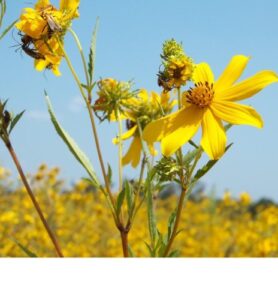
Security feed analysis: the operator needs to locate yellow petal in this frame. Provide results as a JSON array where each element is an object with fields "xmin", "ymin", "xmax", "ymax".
[
  {"xmin": 122, "ymin": 137, "xmax": 142, "ymax": 168},
  {"xmin": 211, "ymin": 101, "xmax": 264, "ymax": 128},
  {"xmin": 51, "ymin": 65, "xmax": 61, "ymax": 76},
  {"xmin": 192, "ymin": 62, "xmax": 214, "ymax": 84},
  {"xmin": 148, "ymin": 142, "xmax": 157, "ymax": 156},
  {"xmin": 35, "ymin": 0, "xmax": 50, "ymax": 10},
  {"xmin": 160, "ymin": 106, "xmax": 204, "ymax": 156},
  {"xmin": 60, "ymin": 0, "xmax": 79, "ymax": 11},
  {"xmin": 112, "ymin": 125, "xmax": 137, "ymax": 144},
  {"xmin": 34, "ymin": 59, "xmax": 48, "ymax": 71},
  {"xmin": 143, "ymin": 105, "xmax": 200, "ymax": 143},
  {"xmin": 216, "ymin": 71, "xmax": 278, "ymax": 101},
  {"xmin": 201, "ymin": 109, "xmax": 227, "ymax": 160},
  {"xmin": 215, "ymin": 55, "xmax": 250, "ymax": 91}
]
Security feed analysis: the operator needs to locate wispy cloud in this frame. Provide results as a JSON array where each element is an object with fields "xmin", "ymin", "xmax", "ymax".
[
  {"xmin": 68, "ymin": 96, "xmax": 85, "ymax": 113},
  {"xmin": 26, "ymin": 110, "xmax": 49, "ymax": 121}
]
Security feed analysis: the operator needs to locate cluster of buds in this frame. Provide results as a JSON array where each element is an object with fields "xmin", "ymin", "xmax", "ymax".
[
  {"xmin": 158, "ymin": 39, "xmax": 194, "ymax": 91},
  {"xmin": 154, "ymin": 156, "xmax": 182, "ymax": 182},
  {"xmin": 93, "ymin": 78, "xmax": 138, "ymax": 121}
]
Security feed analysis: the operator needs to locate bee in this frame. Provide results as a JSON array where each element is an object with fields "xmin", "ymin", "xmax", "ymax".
[{"xmin": 21, "ymin": 34, "xmax": 45, "ymax": 60}]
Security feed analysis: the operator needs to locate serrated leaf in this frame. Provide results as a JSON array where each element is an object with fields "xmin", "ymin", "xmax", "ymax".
[
  {"xmin": 8, "ymin": 110, "xmax": 25, "ymax": 134},
  {"xmin": 88, "ymin": 17, "xmax": 99, "ymax": 84},
  {"xmin": 116, "ymin": 188, "xmax": 125, "ymax": 216},
  {"xmin": 11, "ymin": 238, "xmax": 37, "ymax": 257},
  {"xmin": 192, "ymin": 143, "xmax": 233, "ymax": 183},
  {"xmin": 0, "ymin": 19, "xmax": 17, "ymax": 41},
  {"xmin": 45, "ymin": 92, "xmax": 99, "ymax": 187}
]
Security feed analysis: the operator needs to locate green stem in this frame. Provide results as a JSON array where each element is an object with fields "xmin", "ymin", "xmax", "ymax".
[
  {"xmin": 129, "ymin": 155, "xmax": 146, "ymax": 224},
  {"xmin": 58, "ymin": 39, "xmax": 116, "ymax": 212},
  {"xmin": 5, "ymin": 139, "xmax": 64, "ymax": 257},
  {"xmin": 68, "ymin": 28, "xmax": 90, "ymax": 89},
  {"xmin": 116, "ymin": 109, "xmax": 123, "ymax": 192}
]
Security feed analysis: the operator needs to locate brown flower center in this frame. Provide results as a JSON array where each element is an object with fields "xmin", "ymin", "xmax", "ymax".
[{"xmin": 186, "ymin": 81, "xmax": 214, "ymax": 108}]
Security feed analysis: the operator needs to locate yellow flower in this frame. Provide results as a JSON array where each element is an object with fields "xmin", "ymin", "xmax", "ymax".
[
  {"xmin": 113, "ymin": 90, "xmax": 176, "ymax": 167},
  {"xmin": 143, "ymin": 55, "xmax": 278, "ymax": 159},
  {"xmin": 15, "ymin": 0, "xmax": 80, "ymax": 75}
]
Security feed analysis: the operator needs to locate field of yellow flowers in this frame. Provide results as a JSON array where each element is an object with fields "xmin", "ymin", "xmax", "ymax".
[{"xmin": 1, "ymin": 164, "xmax": 277, "ymax": 257}]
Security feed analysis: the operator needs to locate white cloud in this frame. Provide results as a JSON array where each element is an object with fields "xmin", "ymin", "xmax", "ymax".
[
  {"xmin": 26, "ymin": 110, "xmax": 49, "ymax": 121},
  {"xmin": 68, "ymin": 96, "xmax": 85, "ymax": 113}
]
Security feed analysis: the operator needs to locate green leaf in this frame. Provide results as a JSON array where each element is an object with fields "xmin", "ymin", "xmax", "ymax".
[
  {"xmin": 168, "ymin": 249, "xmax": 180, "ymax": 257},
  {"xmin": 124, "ymin": 180, "xmax": 133, "ymax": 216},
  {"xmin": 145, "ymin": 172, "xmax": 157, "ymax": 246},
  {"xmin": 45, "ymin": 92, "xmax": 99, "ymax": 187},
  {"xmin": 11, "ymin": 238, "xmax": 37, "ymax": 257},
  {"xmin": 107, "ymin": 163, "xmax": 113, "ymax": 185},
  {"xmin": 0, "ymin": 19, "xmax": 17, "ymax": 41},
  {"xmin": 116, "ymin": 188, "xmax": 125, "ymax": 216},
  {"xmin": 128, "ymin": 245, "xmax": 135, "ymax": 257},
  {"xmin": 183, "ymin": 148, "xmax": 200, "ymax": 166},
  {"xmin": 167, "ymin": 210, "xmax": 177, "ymax": 242},
  {"xmin": 88, "ymin": 17, "xmax": 99, "ymax": 84},
  {"xmin": 192, "ymin": 143, "xmax": 233, "ymax": 183},
  {"xmin": 0, "ymin": 0, "xmax": 6, "ymax": 28},
  {"xmin": 8, "ymin": 110, "xmax": 25, "ymax": 134}
]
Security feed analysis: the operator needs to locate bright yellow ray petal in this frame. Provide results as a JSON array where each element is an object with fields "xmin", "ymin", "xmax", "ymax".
[
  {"xmin": 192, "ymin": 62, "xmax": 214, "ymax": 84},
  {"xmin": 35, "ymin": 0, "xmax": 50, "ymax": 10},
  {"xmin": 215, "ymin": 55, "xmax": 250, "ymax": 91},
  {"xmin": 211, "ymin": 101, "xmax": 264, "ymax": 128},
  {"xmin": 216, "ymin": 71, "xmax": 278, "ymax": 101},
  {"xmin": 122, "ymin": 137, "xmax": 142, "ymax": 168},
  {"xmin": 160, "ymin": 106, "xmax": 205, "ymax": 156},
  {"xmin": 60, "ymin": 0, "xmax": 79, "ymax": 11},
  {"xmin": 34, "ymin": 59, "xmax": 48, "ymax": 71},
  {"xmin": 112, "ymin": 125, "xmax": 137, "ymax": 144},
  {"xmin": 143, "ymin": 105, "xmax": 203, "ymax": 144},
  {"xmin": 200, "ymin": 109, "xmax": 227, "ymax": 160}
]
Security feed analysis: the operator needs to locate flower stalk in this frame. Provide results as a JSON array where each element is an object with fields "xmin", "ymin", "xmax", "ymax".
[{"xmin": 5, "ymin": 138, "xmax": 64, "ymax": 257}]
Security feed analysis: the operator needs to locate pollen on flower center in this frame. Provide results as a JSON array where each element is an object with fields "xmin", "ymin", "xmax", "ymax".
[{"xmin": 186, "ymin": 81, "xmax": 214, "ymax": 108}]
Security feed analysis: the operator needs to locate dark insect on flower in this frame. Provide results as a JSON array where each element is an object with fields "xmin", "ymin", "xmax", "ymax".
[{"xmin": 21, "ymin": 34, "xmax": 45, "ymax": 60}]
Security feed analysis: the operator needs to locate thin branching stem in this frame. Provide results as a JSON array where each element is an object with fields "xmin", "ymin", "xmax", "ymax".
[{"xmin": 5, "ymin": 139, "xmax": 64, "ymax": 257}]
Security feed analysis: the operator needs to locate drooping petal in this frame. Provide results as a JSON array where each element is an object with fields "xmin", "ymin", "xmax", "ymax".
[
  {"xmin": 160, "ymin": 106, "xmax": 205, "ymax": 156},
  {"xmin": 122, "ymin": 137, "xmax": 142, "ymax": 168},
  {"xmin": 34, "ymin": 59, "xmax": 48, "ymax": 71},
  {"xmin": 112, "ymin": 125, "xmax": 137, "ymax": 144},
  {"xmin": 216, "ymin": 71, "xmax": 278, "ymax": 101},
  {"xmin": 192, "ymin": 62, "xmax": 214, "ymax": 84},
  {"xmin": 200, "ymin": 109, "xmax": 227, "ymax": 160},
  {"xmin": 214, "ymin": 55, "xmax": 250, "ymax": 91},
  {"xmin": 211, "ymin": 101, "xmax": 264, "ymax": 128},
  {"xmin": 143, "ymin": 105, "xmax": 203, "ymax": 144}
]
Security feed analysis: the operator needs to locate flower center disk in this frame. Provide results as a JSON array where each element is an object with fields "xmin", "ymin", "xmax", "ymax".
[{"xmin": 186, "ymin": 81, "xmax": 214, "ymax": 108}]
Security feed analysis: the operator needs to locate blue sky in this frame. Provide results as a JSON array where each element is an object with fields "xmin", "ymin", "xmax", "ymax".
[{"xmin": 1, "ymin": 0, "xmax": 278, "ymax": 200}]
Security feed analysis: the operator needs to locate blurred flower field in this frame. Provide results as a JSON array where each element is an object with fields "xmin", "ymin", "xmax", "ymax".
[{"xmin": 1, "ymin": 164, "xmax": 277, "ymax": 257}]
